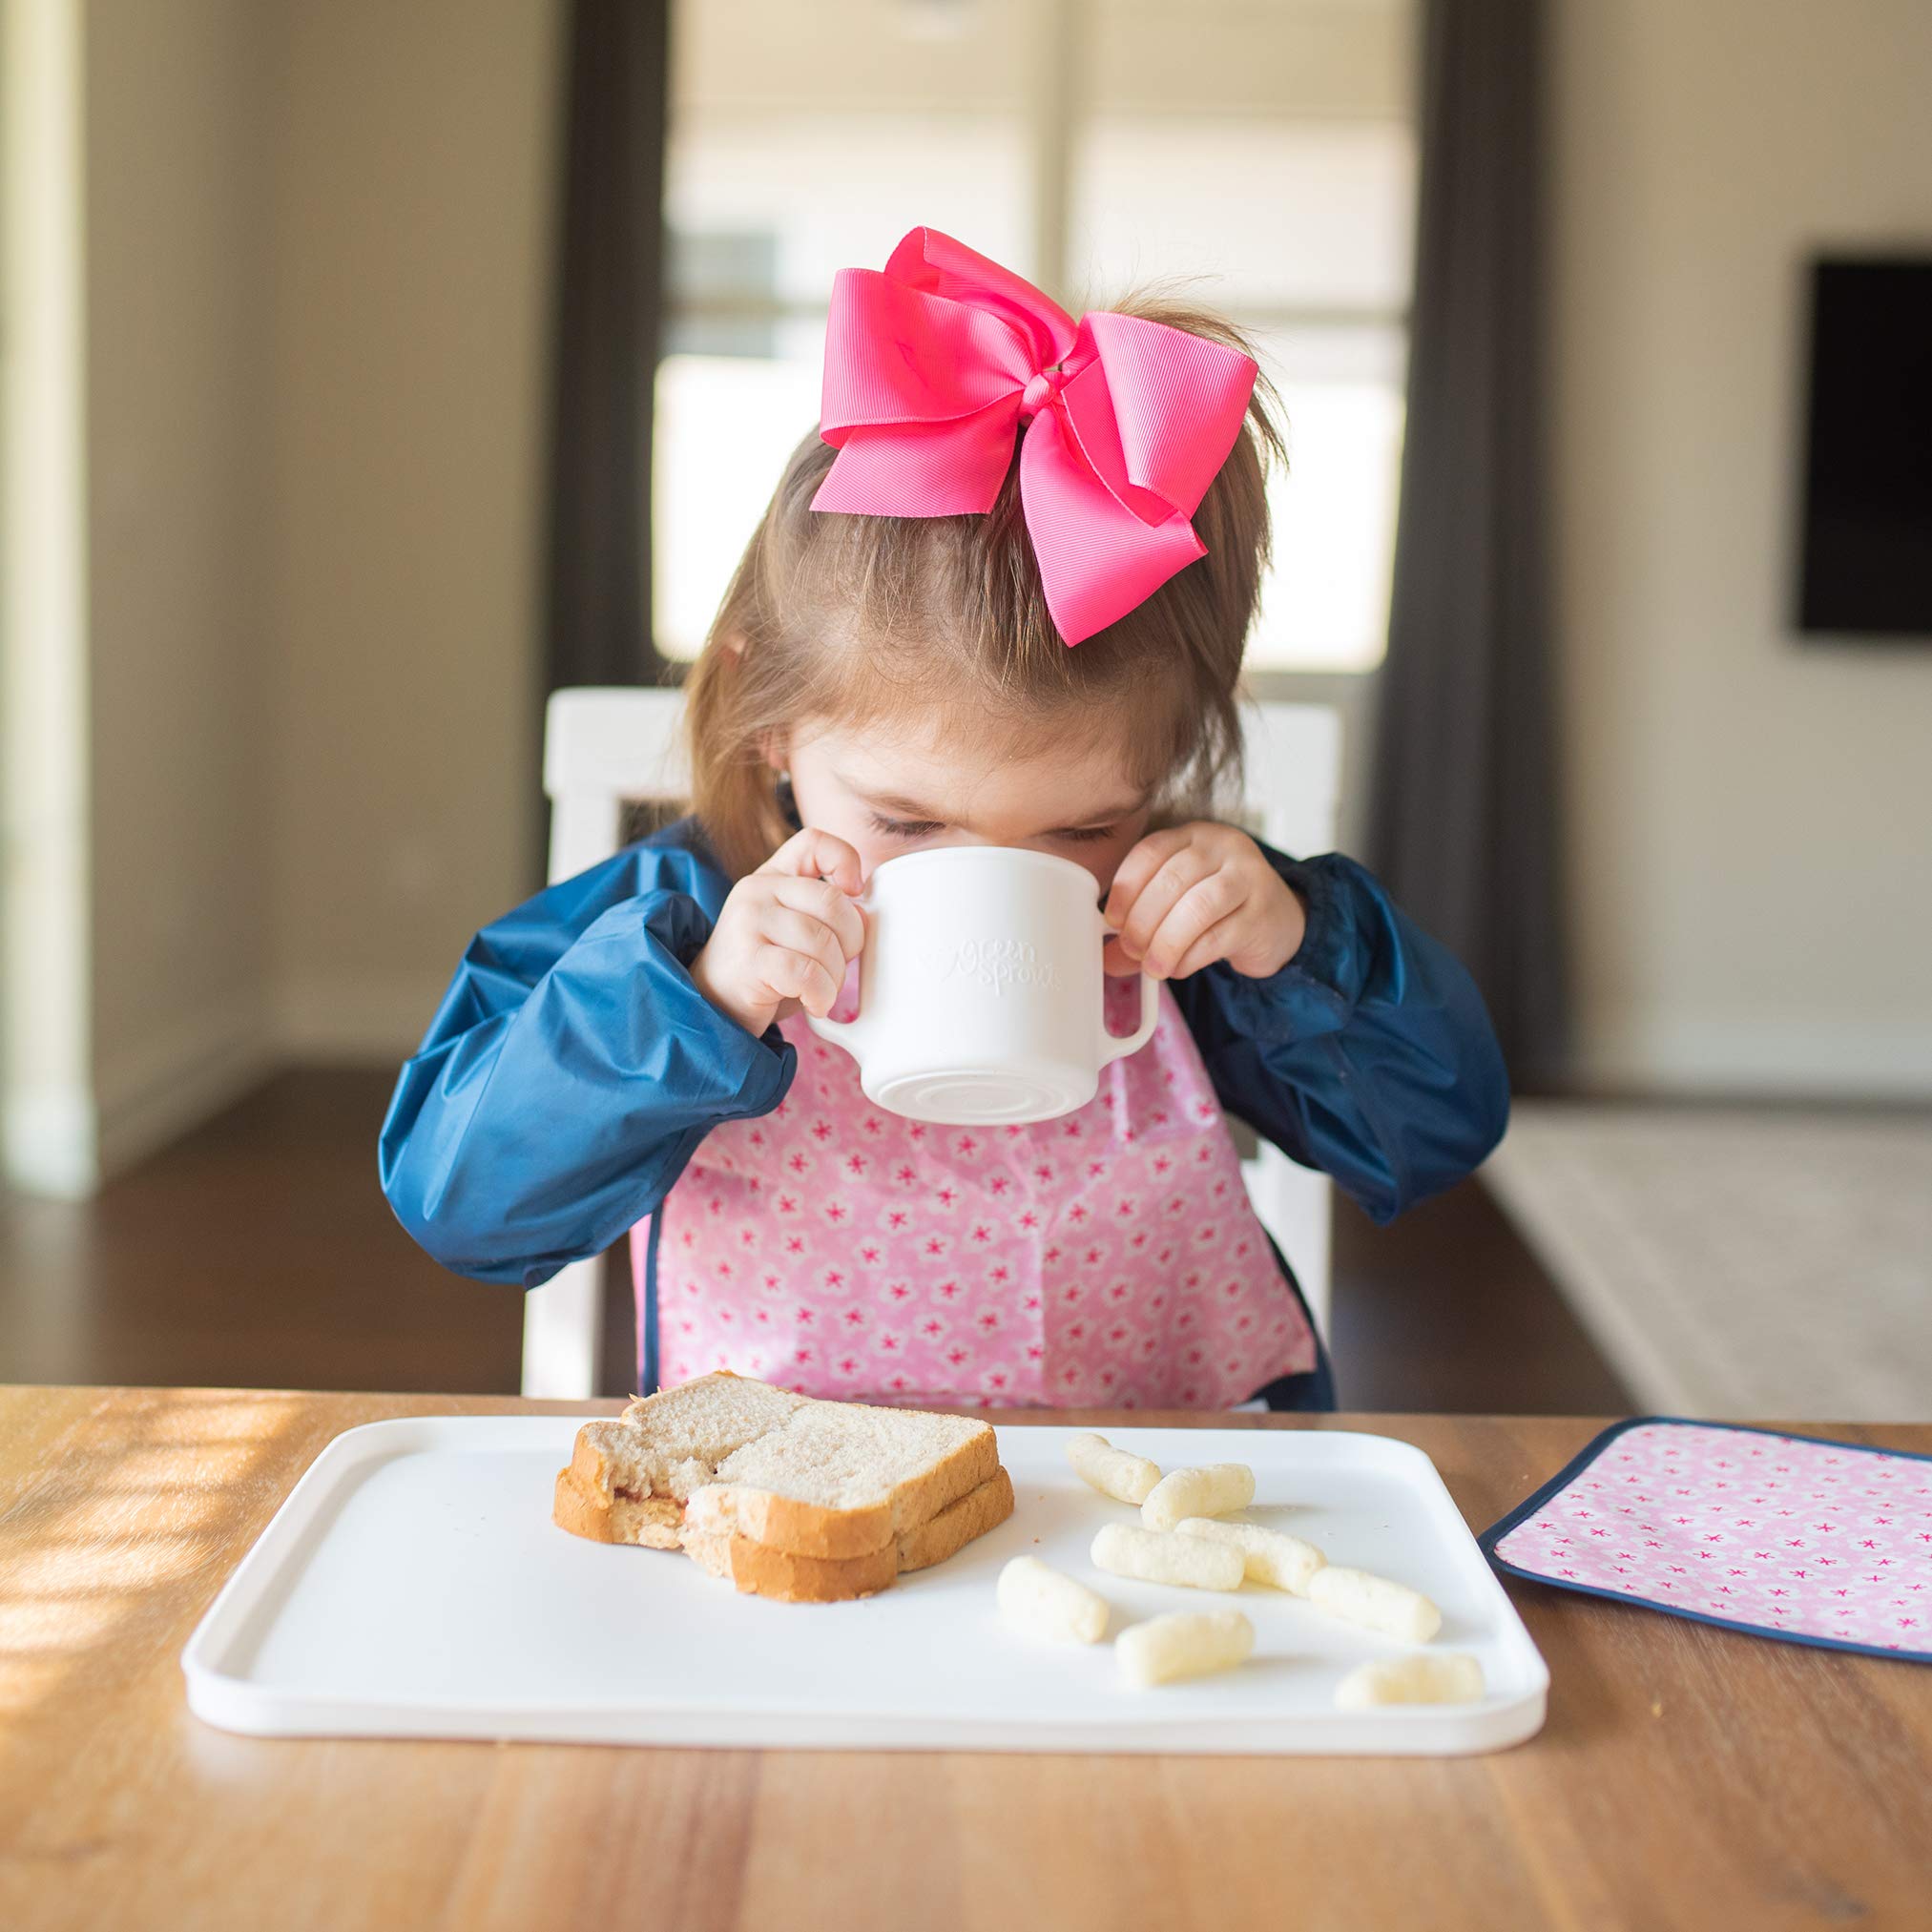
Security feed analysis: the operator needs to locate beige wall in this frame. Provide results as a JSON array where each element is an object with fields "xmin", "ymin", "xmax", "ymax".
[
  {"xmin": 1548, "ymin": 0, "xmax": 1932, "ymax": 1095},
  {"xmin": 85, "ymin": 0, "xmax": 276, "ymax": 1172},
  {"xmin": 44, "ymin": 0, "xmax": 558, "ymax": 1187},
  {"xmin": 267, "ymin": 0, "xmax": 560, "ymax": 1055}
]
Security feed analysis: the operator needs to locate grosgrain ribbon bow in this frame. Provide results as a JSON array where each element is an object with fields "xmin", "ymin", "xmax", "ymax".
[{"xmin": 810, "ymin": 227, "xmax": 1259, "ymax": 646}]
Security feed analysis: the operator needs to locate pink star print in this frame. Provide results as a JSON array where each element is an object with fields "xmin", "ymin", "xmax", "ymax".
[
  {"xmin": 652, "ymin": 992, "xmax": 1320, "ymax": 1406},
  {"xmin": 1491, "ymin": 1423, "xmax": 1932, "ymax": 1660}
]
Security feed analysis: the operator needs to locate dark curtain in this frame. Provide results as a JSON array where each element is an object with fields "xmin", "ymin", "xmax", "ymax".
[
  {"xmin": 544, "ymin": 0, "xmax": 672, "ymax": 693},
  {"xmin": 1365, "ymin": 0, "xmax": 1568, "ymax": 1091},
  {"xmin": 541, "ymin": 2, "xmax": 674, "ymax": 1395}
]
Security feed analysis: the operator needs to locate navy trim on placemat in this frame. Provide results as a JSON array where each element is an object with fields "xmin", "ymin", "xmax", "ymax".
[{"xmin": 1478, "ymin": 1416, "xmax": 1932, "ymax": 1666}]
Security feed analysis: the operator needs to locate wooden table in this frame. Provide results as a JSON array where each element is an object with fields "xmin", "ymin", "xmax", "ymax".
[{"xmin": 1, "ymin": 1389, "xmax": 1925, "ymax": 1931}]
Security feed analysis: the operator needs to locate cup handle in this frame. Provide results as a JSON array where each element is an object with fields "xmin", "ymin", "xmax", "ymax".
[
  {"xmin": 805, "ymin": 1008, "xmax": 862, "ymax": 1052},
  {"xmin": 1098, "ymin": 970, "xmax": 1159, "ymax": 1066},
  {"xmin": 803, "ymin": 948, "xmax": 867, "ymax": 1055}
]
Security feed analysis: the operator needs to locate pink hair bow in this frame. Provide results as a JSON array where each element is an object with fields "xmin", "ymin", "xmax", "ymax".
[{"xmin": 810, "ymin": 227, "xmax": 1259, "ymax": 646}]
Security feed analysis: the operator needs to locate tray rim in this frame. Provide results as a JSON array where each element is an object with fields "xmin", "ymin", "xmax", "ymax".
[{"xmin": 182, "ymin": 1415, "xmax": 1551, "ymax": 1755}]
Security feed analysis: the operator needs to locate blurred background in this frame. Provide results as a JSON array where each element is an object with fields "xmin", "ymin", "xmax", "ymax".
[{"xmin": 2, "ymin": 0, "xmax": 1927, "ymax": 1417}]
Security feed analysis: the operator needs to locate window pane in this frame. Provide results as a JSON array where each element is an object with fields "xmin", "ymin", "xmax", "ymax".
[
  {"xmin": 1081, "ymin": 0, "xmax": 1415, "ymax": 123},
  {"xmin": 667, "ymin": 0, "xmax": 1035, "ymax": 297},
  {"xmin": 654, "ymin": 324, "xmax": 825, "ymax": 663},
  {"xmin": 1071, "ymin": 119, "xmax": 1417, "ymax": 315},
  {"xmin": 654, "ymin": 324, "xmax": 1408, "ymax": 673},
  {"xmin": 656, "ymin": 0, "xmax": 1419, "ymax": 675},
  {"xmin": 1249, "ymin": 326, "xmax": 1406, "ymax": 673},
  {"xmin": 667, "ymin": 117, "xmax": 1033, "ymax": 308},
  {"xmin": 1070, "ymin": 0, "xmax": 1417, "ymax": 672},
  {"xmin": 658, "ymin": 0, "xmax": 1038, "ymax": 659}
]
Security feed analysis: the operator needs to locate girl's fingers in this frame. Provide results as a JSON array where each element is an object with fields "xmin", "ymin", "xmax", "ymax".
[
  {"xmin": 759, "ymin": 825, "xmax": 865, "ymax": 897},
  {"xmin": 1103, "ymin": 827, "xmax": 1191, "ymax": 931},
  {"xmin": 768, "ymin": 871, "xmax": 864, "ymax": 962},
  {"xmin": 1129, "ymin": 875, "xmax": 1223, "ymax": 979},
  {"xmin": 757, "ymin": 904, "xmax": 850, "ymax": 987},
  {"xmin": 1169, "ymin": 912, "xmax": 1245, "ymax": 982},
  {"xmin": 1116, "ymin": 847, "xmax": 1214, "ymax": 962},
  {"xmin": 753, "ymin": 942, "xmax": 840, "ymax": 1019},
  {"xmin": 1138, "ymin": 872, "xmax": 1244, "ymax": 977}
]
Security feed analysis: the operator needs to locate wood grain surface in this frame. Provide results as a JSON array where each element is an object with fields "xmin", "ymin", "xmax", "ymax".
[{"xmin": 1, "ymin": 1387, "xmax": 1926, "ymax": 1932}]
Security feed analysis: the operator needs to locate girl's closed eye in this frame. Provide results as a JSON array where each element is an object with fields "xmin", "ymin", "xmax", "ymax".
[
  {"xmin": 869, "ymin": 812, "xmax": 945, "ymax": 840},
  {"xmin": 868, "ymin": 811, "xmax": 1118, "ymax": 845}
]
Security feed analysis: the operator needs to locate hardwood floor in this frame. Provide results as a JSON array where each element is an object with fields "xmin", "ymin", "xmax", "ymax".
[
  {"xmin": 1326, "ymin": 1183, "xmax": 1631, "ymax": 1414},
  {"xmin": 0, "ymin": 1069, "xmax": 1630, "ymax": 1412},
  {"xmin": 0, "ymin": 1070, "xmax": 527, "ymax": 1395}
]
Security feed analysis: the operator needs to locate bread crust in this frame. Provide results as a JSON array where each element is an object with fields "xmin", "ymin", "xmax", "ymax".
[
  {"xmin": 679, "ymin": 1528, "xmax": 900, "ymax": 1603},
  {"xmin": 551, "ymin": 1467, "xmax": 683, "ymax": 1548},
  {"xmin": 556, "ymin": 1374, "xmax": 802, "ymax": 1539},
  {"xmin": 684, "ymin": 1416, "xmax": 999, "ymax": 1559},
  {"xmin": 676, "ymin": 1467, "xmax": 1015, "ymax": 1602},
  {"xmin": 565, "ymin": 1424, "xmax": 619, "ymax": 1500},
  {"xmin": 898, "ymin": 1463, "xmax": 1014, "ymax": 1571}
]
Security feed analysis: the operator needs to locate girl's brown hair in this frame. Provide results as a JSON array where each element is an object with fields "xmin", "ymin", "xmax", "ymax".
[{"xmin": 684, "ymin": 294, "xmax": 1286, "ymax": 878}]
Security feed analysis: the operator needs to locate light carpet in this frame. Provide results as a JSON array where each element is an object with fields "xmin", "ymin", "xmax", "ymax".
[{"xmin": 1480, "ymin": 1103, "xmax": 1932, "ymax": 1422}]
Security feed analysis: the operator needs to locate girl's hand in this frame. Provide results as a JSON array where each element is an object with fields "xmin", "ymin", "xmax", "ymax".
[
  {"xmin": 1102, "ymin": 822, "xmax": 1307, "ymax": 982},
  {"xmin": 690, "ymin": 828, "xmax": 866, "ymax": 1036}
]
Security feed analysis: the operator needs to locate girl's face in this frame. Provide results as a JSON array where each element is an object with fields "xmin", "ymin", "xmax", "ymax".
[{"xmin": 780, "ymin": 712, "xmax": 1153, "ymax": 894}]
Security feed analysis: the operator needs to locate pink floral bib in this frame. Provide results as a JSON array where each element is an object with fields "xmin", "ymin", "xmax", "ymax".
[{"xmin": 636, "ymin": 979, "xmax": 1317, "ymax": 1408}]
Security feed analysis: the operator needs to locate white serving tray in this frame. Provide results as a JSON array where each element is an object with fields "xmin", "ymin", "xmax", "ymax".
[{"xmin": 182, "ymin": 1419, "xmax": 1548, "ymax": 1755}]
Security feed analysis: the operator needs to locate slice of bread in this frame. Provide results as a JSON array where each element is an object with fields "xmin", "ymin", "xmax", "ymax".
[
  {"xmin": 567, "ymin": 1372, "xmax": 810, "ymax": 1508},
  {"xmin": 896, "ymin": 1464, "xmax": 1015, "ymax": 1572},
  {"xmin": 556, "ymin": 1371, "xmax": 997, "ymax": 1558},
  {"xmin": 684, "ymin": 1401, "xmax": 999, "ymax": 1559},
  {"xmin": 554, "ymin": 1373, "xmax": 810, "ymax": 1548},
  {"xmin": 680, "ymin": 1466, "xmax": 1017, "ymax": 1603},
  {"xmin": 678, "ymin": 1527, "xmax": 900, "ymax": 1603}
]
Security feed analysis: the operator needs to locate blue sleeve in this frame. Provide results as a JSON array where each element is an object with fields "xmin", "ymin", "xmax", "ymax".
[
  {"xmin": 1169, "ymin": 841, "xmax": 1510, "ymax": 1224},
  {"xmin": 377, "ymin": 836, "xmax": 794, "ymax": 1286}
]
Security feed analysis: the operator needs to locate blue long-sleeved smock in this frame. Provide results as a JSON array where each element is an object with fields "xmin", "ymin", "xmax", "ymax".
[{"xmin": 379, "ymin": 819, "xmax": 1510, "ymax": 1326}]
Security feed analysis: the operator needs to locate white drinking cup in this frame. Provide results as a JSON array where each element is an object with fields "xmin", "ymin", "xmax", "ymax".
[{"xmin": 804, "ymin": 845, "xmax": 1158, "ymax": 1125}]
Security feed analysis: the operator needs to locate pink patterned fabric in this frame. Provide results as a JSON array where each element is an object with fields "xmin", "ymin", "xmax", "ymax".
[
  {"xmin": 811, "ymin": 227, "xmax": 1258, "ymax": 646},
  {"xmin": 1490, "ymin": 1420, "xmax": 1932, "ymax": 1658},
  {"xmin": 636, "ymin": 978, "xmax": 1317, "ymax": 1408}
]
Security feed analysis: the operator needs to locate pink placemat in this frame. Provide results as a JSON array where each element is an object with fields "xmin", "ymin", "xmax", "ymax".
[{"xmin": 1481, "ymin": 1418, "xmax": 1932, "ymax": 1661}]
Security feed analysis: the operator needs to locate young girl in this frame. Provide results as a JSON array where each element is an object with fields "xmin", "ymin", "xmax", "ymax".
[{"xmin": 380, "ymin": 227, "xmax": 1509, "ymax": 1412}]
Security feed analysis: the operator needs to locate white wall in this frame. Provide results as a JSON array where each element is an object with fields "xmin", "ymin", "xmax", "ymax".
[
  {"xmin": 1548, "ymin": 0, "xmax": 1932, "ymax": 1096},
  {"xmin": 2, "ymin": 0, "xmax": 92, "ymax": 1194},
  {"xmin": 266, "ymin": 0, "xmax": 560, "ymax": 1057}
]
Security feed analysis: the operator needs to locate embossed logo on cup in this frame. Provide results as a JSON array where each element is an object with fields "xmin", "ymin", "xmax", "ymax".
[{"xmin": 924, "ymin": 936, "xmax": 1061, "ymax": 996}]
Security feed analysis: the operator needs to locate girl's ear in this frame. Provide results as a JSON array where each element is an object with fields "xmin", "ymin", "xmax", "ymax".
[{"xmin": 758, "ymin": 729, "xmax": 788, "ymax": 774}]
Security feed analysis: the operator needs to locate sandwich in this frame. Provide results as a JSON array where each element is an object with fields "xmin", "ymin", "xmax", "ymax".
[{"xmin": 553, "ymin": 1371, "xmax": 1014, "ymax": 1602}]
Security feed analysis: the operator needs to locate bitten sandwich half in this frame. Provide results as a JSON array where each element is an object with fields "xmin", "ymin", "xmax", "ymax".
[{"xmin": 554, "ymin": 1372, "xmax": 1013, "ymax": 1602}]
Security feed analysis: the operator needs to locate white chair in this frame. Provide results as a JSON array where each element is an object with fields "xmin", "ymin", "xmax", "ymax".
[{"xmin": 524, "ymin": 686, "xmax": 1341, "ymax": 1398}]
